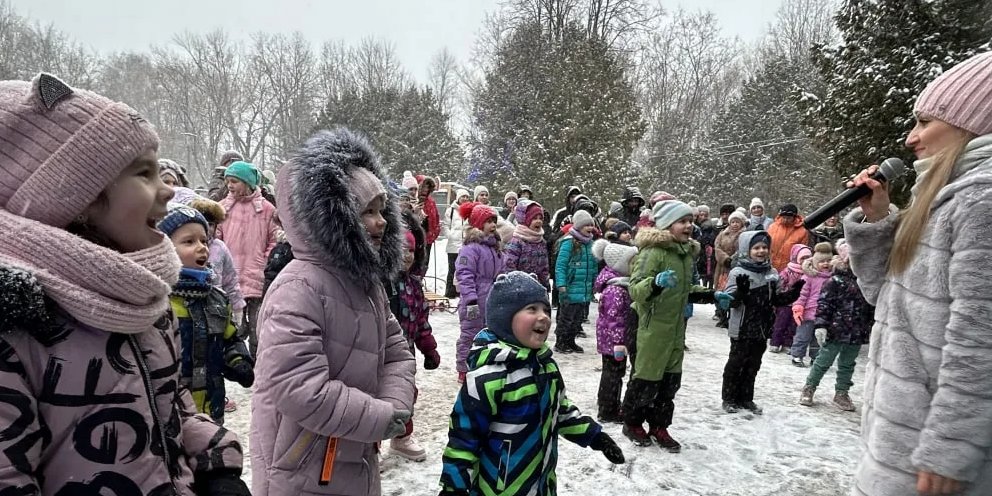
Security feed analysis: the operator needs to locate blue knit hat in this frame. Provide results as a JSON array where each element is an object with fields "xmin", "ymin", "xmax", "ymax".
[
  {"xmin": 652, "ymin": 200, "xmax": 693, "ymax": 230},
  {"xmin": 223, "ymin": 160, "xmax": 261, "ymax": 190},
  {"xmin": 486, "ymin": 271, "xmax": 551, "ymax": 345},
  {"xmin": 158, "ymin": 203, "xmax": 209, "ymax": 238}
]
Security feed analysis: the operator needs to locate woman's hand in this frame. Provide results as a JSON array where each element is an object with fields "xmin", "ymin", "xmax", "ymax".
[
  {"xmin": 847, "ymin": 165, "xmax": 891, "ymax": 222},
  {"xmin": 916, "ymin": 471, "xmax": 962, "ymax": 495}
]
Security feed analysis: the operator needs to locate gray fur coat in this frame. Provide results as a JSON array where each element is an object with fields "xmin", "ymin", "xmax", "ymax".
[{"xmin": 845, "ymin": 135, "xmax": 992, "ymax": 495}]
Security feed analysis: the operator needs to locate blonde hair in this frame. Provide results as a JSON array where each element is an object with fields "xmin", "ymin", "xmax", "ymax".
[{"xmin": 889, "ymin": 129, "xmax": 975, "ymax": 274}]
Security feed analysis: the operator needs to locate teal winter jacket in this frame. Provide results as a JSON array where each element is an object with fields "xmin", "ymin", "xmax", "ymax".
[{"xmin": 554, "ymin": 236, "xmax": 597, "ymax": 304}]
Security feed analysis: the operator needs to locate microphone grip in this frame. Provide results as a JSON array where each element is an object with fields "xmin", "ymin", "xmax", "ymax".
[{"xmin": 803, "ymin": 184, "xmax": 871, "ymax": 229}]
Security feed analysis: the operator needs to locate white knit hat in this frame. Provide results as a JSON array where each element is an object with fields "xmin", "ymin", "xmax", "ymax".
[
  {"xmin": 592, "ymin": 239, "xmax": 638, "ymax": 276},
  {"xmin": 474, "ymin": 185, "xmax": 489, "ymax": 200},
  {"xmin": 749, "ymin": 197, "xmax": 764, "ymax": 209}
]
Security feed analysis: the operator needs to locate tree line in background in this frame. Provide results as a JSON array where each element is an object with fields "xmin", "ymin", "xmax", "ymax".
[{"xmin": 0, "ymin": 0, "xmax": 988, "ymax": 211}]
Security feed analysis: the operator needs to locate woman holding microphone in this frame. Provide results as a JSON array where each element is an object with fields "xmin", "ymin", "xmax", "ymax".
[{"xmin": 846, "ymin": 51, "xmax": 992, "ymax": 496}]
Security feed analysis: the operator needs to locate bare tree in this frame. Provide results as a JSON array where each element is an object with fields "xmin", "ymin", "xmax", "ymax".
[{"xmin": 428, "ymin": 47, "xmax": 459, "ymax": 114}]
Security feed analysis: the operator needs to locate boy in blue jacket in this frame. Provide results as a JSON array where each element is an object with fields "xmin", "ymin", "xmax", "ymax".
[{"xmin": 440, "ymin": 271, "xmax": 624, "ymax": 496}]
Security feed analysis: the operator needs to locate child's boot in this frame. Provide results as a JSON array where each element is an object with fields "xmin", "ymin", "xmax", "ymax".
[
  {"xmin": 799, "ymin": 385, "xmax": 816, "ymax": 406},
  {"xmin": 833, "ymin": 391, "xmax": 856, "ymax": 411},
  {"xmin": 622, "ymin": 424, "xmax": 652, "ymax": 447},
  {"xmin": 568, "ymin": 336, "xmax": 584, "ymax": 353},
  {"xmin": 457, "ymin": 371, "xmax": 466, "ymax": 384},
  {"xmin": 390, "ymin": 435, "xmax": 427, "ymax": 462},
  {"xmin": 649, "ymin": 427, "xmax": 681, "ymax": 453}
]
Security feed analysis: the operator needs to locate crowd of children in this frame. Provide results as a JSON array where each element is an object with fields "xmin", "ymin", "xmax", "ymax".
[{"xmin": 0, "ymin": 71, "xmax": 892, "ymax": 496}]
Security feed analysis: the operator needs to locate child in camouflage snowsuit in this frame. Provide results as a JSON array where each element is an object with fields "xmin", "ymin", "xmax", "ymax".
[{"xmin": 440, "ymin": 272, "xmax": 624, "ymax": 496}]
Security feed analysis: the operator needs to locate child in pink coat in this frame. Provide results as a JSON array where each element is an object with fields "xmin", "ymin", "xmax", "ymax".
[
  {"xmin": 217, "ymin": 160, "xmax": 279, "ymax": 357},
  {"xmin": 769, "ymin": 243, "xmax": 812, "ymax": 352},
  {"xmin": 789, "ymin": 242, "xmax": 834, "ymax": 366}
]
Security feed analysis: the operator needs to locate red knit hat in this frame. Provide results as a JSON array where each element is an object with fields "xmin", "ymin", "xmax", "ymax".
[{"xmin": 460, "ymin": 201, "xmax": 496, "ymax": 230}]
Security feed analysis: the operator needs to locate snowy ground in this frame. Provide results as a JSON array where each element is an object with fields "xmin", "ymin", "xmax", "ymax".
[{"xmin": 225, "ymin": 240, "xmax": 865, "ymax": 495}]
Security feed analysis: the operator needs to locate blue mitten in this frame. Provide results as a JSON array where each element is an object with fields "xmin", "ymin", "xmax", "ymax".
[
  {"xmin": 654, "ymin": 270, "xmax": 678, "ymax": 289},
  {"xmin": 714, "ymin": 291, "xmax": 733, "ymax": 310}
]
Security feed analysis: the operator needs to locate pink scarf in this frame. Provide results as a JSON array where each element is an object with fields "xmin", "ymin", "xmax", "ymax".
[
  {"xmin": 512, "ymin": 223, "xmax": 545, "ymax": 243},
  {"xmin": 0, "ymin": 209, "xmax": 180, "ymax": 333}
]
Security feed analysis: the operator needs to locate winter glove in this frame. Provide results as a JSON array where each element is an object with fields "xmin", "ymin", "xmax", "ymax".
[
  {"xmin": 424, "ymin": 349, "xmax": 441, "ymax": 370},
  {"xmin": 714, "ymin": 291, "xmax": 733, "ymax": 310},
  {"xmin": 439, "ymin": 489, "xmax": 470, "ymax": 496},
  {"xmin": 466, "ymin": 304, "xmax": 480, "ymax": 321},
  {"xmin": 792, "ymin": 305, "xmax": 805, "ymax": 325},
  {"xmin": 654, "ymin": 270, "xmax": 678, "ymax": 289},
  {"xmin": 735, "ymin": 274, "xmax": 751, "ymax": 295},
  {"xmin": 815, "ymin": 328, "xmax": 828, "ymax": 345},
  {"xmin": 225, "ymin": 360, "xmax": 255, "ymax": 388},
  {"xmin": 589, "ymin": 431, "xmax": 625, "ymax": 464},
  {"xmin": 381, "ymin": 409, "xmax": 412, "ymax": 440},
  {"xmin": 192, "ymin": 469, "xmax": 251, "ymax": 496}
]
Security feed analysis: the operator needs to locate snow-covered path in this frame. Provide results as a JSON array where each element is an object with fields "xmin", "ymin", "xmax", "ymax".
[{"xmin": 226, "ymin": 243, "xmax": 865, "ymax": 495}]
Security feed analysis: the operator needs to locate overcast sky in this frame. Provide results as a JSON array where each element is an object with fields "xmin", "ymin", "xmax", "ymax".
[{"xmin": 14, "ymin": 0, "xmax": 783, "ymax": 82}]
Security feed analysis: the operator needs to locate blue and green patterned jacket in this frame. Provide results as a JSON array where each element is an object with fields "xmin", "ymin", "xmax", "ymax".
[{"xmin": 440, "ymin": 329, "xmax": 601, "ymax": 495}]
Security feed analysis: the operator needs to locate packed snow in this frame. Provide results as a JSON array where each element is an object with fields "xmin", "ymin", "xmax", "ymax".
[{"xmin": 225, "ymin": 241, "xmax": 865, "ymax": 495}]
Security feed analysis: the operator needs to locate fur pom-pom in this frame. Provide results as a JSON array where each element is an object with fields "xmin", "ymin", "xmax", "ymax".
[
  {"xmin": 189, "ymin": 198, "xmax": 226, "ymax": 224},
  {"xmin": 459, "ymin": 201, "xmax": 478, "ymax": 221}
]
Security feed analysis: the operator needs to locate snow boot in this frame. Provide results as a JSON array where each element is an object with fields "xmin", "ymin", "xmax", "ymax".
[
  {"xmin": 768, "ymin": 345, "xmax": 783, "ymax": 353},
  {"xmin": 791, "ymin": 356, "xmax": 806, "ymax": 367},
  {"xmin": 598, "ymin": 410, "xmax": 623, "ymax": 424},
  {"xmin": 799, "ymin": 385, "xmax": 816, "ymax": 406},
  {"xmin": 553, "ymin": 340, "xmax": 573, "ymax": 354},
  {"xmin": 649, "ymin": 427, "xmax": 681, "ymax": 453},
  {"xmin": 721, "ymin": 401, "xmax": 739, "ymax": 413},
  {"xmin": 833, "ymin": 391, "xmax": 856, "ymax": 411},
  {"xmin": 390, "ymin": 435, "xmax": 427, "ymax": 462},
  {"xmin": 622, "ymin": 424, "xmax": 652, "ymax": 447},
  {"xmin": 739, "ymin": 401, "xmax": 763, "ymax": 415}
]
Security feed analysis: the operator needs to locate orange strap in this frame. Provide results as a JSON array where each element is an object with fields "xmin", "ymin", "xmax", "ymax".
[{"xmin": 319, "ymin": 437, "xmax": 338, "ymax": 486}]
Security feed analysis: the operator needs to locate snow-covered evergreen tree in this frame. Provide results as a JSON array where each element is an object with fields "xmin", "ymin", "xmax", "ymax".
[{"xmin": 800, "ymin": 0, "xmax": 992, "ymax": 203}]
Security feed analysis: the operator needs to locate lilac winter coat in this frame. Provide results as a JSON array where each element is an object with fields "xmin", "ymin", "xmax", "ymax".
[
  {"xmin": 454, "ymin": 227, "xmax": 505, "ymax": 372},
  {"xmin": 0, "ymin": 276, "xmax": 243, "ymax": 495},
  {"xmin": 594, "ymin": 266, "xmax": 632, "ymax": 355},
  {"xmin": 250, "ymin": 130, "xmax": 416, "ymax": 496},
  {"xmin": 504, "ymin": 228, "xmax": 550, "ymax": 290},
  {"xmin": 793, "ymin": 260, "xmax": 831, "ymax": 322},
  {"xmin": 208, "ymin": 238, "xmax": 246, "ymax": 310}
]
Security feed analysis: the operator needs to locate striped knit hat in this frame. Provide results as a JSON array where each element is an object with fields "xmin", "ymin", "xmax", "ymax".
[
  {"xmin": 0, "ymin": 73, "xmax": 159, "ymax": 227},
  {"xmin": 915, "ymin": 51, "xmax": 992, "ymax": 136}
]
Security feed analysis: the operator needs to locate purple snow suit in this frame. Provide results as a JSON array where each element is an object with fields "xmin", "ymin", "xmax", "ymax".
[
  {"xmin": 770, "ymin": 244, "xmax": 811, "ymax": 347},
  {"xmin": 250, "ymin": 130, "xmax": 416, "ymax": 496},
  {"xmin": 454, "ymin": 227, "xmax": 505, "ymax": 372},
  {"xmin": 594, "ymin": 265, "xmax": 632, "ymax": 355}
]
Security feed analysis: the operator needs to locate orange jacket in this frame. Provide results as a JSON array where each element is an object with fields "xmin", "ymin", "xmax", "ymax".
[{"xmin": 767, "ymin": 215, "xmax": 810, "ymax": 272}]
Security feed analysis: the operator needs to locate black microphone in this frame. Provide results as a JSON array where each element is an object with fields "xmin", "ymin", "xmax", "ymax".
[{"xmin": 803, "ymin": 158, "xmax": 906, "ymax": 229}]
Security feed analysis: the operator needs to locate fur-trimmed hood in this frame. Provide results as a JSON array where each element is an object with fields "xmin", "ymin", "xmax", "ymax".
[
  {"xmin": 276, "ymin": 128, "xmax": 403, "ymax": 284},
  {"xmin": 462, "ymin": 225, "xmax": 501, "ymax": 249},
  {"xmin": 0, "ymin": 265, "xmax": 52, "ymax": 334},
  {"xmin": 634, "ymin": 226, "xmax": 700, "ymax": 257}
]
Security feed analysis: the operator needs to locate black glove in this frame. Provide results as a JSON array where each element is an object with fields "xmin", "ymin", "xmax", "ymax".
[
  {"xmin": 225, "ymin": 360, "xmax": 255, "ymax": 388},
  {"xmin": 193, "ymin": 470, "xmax": 250, "ymax": 496},
  {"xmin": 735, "ymin": 274, "xmax": 751, "ymax": 295},
  {"xmin": 439, "ymin": 490, "xmax": 470, "ymax": 496},
  {"xmin": 589, "ymin": 431, "xmax": 625, "ymax": 464},
  {"xmin": 424, "ymin": 349, "xmax": 441, "ymax": 370}
]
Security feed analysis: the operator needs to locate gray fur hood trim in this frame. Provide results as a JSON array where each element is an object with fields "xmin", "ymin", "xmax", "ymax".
[{"xmin": 277, "ymin": 128, "xmax": 403, "ymax": 284}]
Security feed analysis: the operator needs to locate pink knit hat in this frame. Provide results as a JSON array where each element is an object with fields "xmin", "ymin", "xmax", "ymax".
[
  {"xmin": 915, "ymin": 51, "xmax": 992, "ymax": 136},
  {"xmin": 0, "ymin": 73, "xmax": 159, "ymax": 227}
]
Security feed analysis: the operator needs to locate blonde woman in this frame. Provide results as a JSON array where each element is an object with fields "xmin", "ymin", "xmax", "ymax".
[{"xmin": 846, "ymin": 52, "xmax": 992, "ymax": 496}]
